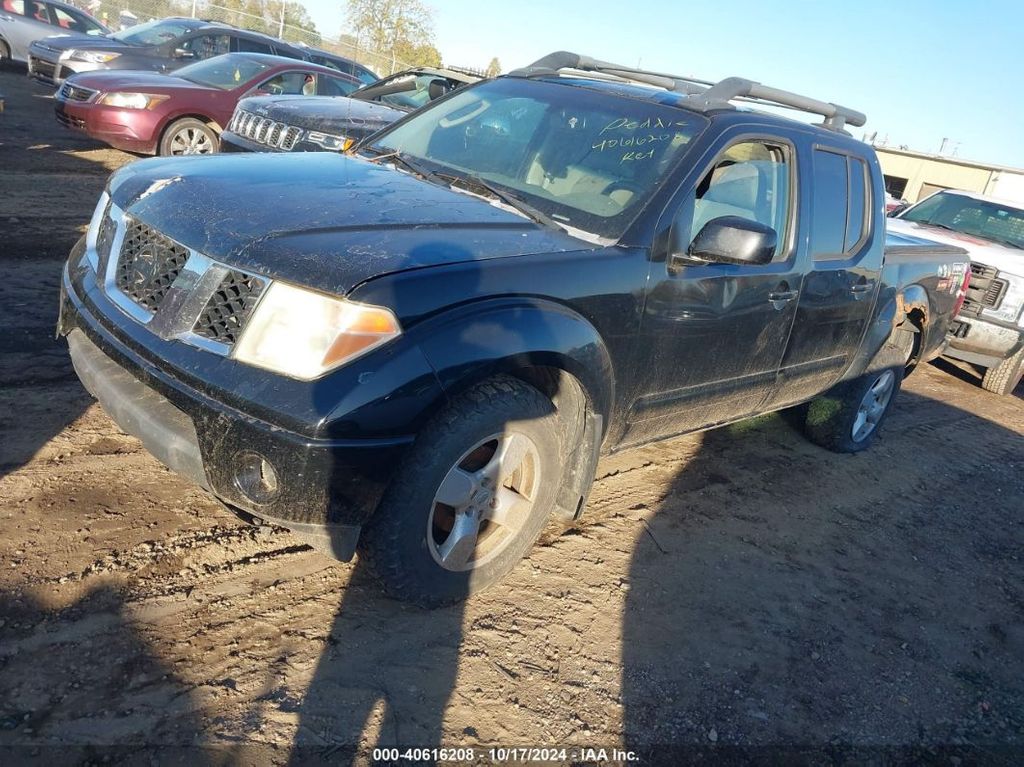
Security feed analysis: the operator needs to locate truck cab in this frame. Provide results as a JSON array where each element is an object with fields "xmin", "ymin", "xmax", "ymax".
[{"xmin": 888, "ymin": 190, "xmax": 1024, "ymax": 394}]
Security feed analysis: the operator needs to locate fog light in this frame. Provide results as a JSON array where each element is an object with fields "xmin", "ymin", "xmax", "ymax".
[{"xmin": 234, "ymin": 451, "xmax": 280, "ymax": 504}]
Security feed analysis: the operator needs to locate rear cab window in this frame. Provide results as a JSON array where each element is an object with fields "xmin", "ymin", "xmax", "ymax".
[{"xmin": 811, "ymin": 148, "xmax": 872, "ymax": 259}]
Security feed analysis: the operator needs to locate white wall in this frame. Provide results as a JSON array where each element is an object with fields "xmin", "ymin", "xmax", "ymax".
[{"xmin": 985, "ymin": 172, "xmax": 1024, "ymax": 205}]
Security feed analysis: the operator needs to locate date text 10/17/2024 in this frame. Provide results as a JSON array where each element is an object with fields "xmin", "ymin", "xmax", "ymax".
[{"xmin": 371, "ymin": 747, "xmax": 641, "ymax": 762}]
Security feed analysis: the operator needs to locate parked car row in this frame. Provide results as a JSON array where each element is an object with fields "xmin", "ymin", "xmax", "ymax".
[{"xmin": 54, "ymin": 52, "xmax": 361, "ymax": 154}]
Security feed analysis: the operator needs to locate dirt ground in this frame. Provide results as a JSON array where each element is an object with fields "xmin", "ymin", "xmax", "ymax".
[{"xmin": 1, "ymin": 69, "xmax": 1022, "ymax": 763}]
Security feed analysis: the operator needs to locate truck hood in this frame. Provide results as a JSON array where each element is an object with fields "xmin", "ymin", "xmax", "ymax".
[
  {"xmin": 236, "ymin": 94, "xmax": 403, "ymax": 140},
  {"xmin": 887, "ymin": 218, "xmax": 1024, "ymax": 278},
  {"xmin": 107, "ymin": 153, "xmax": 591, "ymax": 294}
]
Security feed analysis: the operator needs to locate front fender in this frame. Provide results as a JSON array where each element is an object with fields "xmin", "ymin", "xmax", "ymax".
[{"xmin": 411, "ymin": 297, "xmax": 616, "ymax": 435}]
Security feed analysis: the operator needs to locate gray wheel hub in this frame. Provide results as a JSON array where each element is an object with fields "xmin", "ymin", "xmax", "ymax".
[
  {"xmin": 427, "ymin": 431, "xmax": 541, "ymax": 572},
  {"xmin": 852, "ymin": 369, "xmax": 895, "ymax": 442}
]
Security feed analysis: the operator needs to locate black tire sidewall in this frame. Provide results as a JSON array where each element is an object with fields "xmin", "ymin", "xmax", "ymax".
[
  {"xmin": 360, "ymin": 377, "xmax": 563, "ymax": 606},
  {"xmin": 159, "ymin": 118, "xmax": 217, "ymax": 156}
]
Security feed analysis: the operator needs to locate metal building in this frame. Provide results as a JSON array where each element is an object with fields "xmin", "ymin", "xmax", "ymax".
[{"xmin": 874, "ymin": 146, "xmax": 1024, "ymax": 205}]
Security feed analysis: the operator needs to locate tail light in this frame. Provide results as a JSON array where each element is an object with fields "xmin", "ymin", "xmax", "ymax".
[{"xmin": 952, "ymin": 263, "xmax": 971, "ymax": 317}]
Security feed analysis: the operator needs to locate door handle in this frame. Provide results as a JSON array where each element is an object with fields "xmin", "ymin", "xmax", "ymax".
[
  {"xmin": 850, "ymin": 281, "xmax": 874, "ymax": 299},
  {"xmin": 768, "ymin": 283, "xmax": 799, "ymax": 309},
  {"xmin": 0, "ymin": 13, "xmax": 15, "ymax": 20}
]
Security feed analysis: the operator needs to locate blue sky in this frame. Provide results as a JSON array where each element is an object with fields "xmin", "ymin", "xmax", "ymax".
[{"xmin": 304, "ymin": 0, "xmax": 1024, "ymax": 168}]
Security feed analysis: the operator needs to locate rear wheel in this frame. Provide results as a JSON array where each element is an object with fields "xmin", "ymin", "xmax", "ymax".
[
  {"xmin": 159, "ymin": 118, "xmax": 218, "ymax": 156},
  {"xmin": 981, "ymin": 346, "xmax": 1024, "ymax": 396},
  {"xmin": 359, "ymin": 375, "xmax": 563, "ymax": 607},
  {"xmin": 803, "ymin": 345, "xmax": 905, "ymax": 453}
]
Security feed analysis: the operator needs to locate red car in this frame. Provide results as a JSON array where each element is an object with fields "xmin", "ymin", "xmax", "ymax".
[{"xmin": 54, "ymin": 52, "xmax": 360, "ymax": 155}]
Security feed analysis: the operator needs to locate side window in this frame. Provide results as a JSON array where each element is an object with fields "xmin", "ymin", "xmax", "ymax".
[
  {"xmin": 23, "ymin": 0, "xmax": 48, "ymax": 22},
  {"xmin": 317, "ymin": 75, "xmax": 359, "ymax": 97},
  {"xmin": 258, "ymin": 71, "xmax": 312, "ymax": 96},
  {"xmin": 846, "ymin": 157, "xmax": 869, "ymax": 252},
  {"xmin": 49, "ymin": 5, "xmax": 84, "ymax": 31},
  {"xmin": 182, "ymin": 34, "xmax": 231, "ymax": 60},
  {"xmin": 2, "ymin": 0, "xmax": 25, "ymax": 15},
  {"xmin": 233, "ymin": 36, "xmax": 273, "ymax": 54},
  {"xmin": 811, "ymin": 149, "xmax": 871, "ymax": 259},
  {"xmin": 354, "ymin": 66, "xmax": 378, "ymax": 85},
  {"xmin": 688, "ymin": 140, "xmax": 792, "ymax": 256}
]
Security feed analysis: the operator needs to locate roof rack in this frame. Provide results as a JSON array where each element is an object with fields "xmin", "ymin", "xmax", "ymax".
[{"xmin": 508, "ymin": 51, "xmax": 866, "ymax": 134}]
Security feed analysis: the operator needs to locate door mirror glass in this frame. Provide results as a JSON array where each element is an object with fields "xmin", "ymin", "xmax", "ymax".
[{"xmin": 685, "ymin": 216, "xmax": 777, "ymax": 265}]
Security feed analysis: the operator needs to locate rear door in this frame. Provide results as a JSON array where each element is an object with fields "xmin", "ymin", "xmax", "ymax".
[
  {"xmin": 623, "ymin": 133, "xmax": 805, "ymax": 445},
  {"xmin": 768, "ymin": 146, "xmax": 883, "ymax": 407}
]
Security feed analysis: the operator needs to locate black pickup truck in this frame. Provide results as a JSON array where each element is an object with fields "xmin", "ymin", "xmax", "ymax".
[{"xmin": 59, "ymin": 52, "xmax": 968, "ymax": 605}]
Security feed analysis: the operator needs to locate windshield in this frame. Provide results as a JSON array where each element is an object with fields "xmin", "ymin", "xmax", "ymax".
[
  {"xmin": 175, "ymin": 55, "xmax": 272, "ymax": 90},
  {"xmin": 900, "ymin": 191, "xmax": 1024, "ymax": 250},
  {"xmin": 109, "ymin": 19, "xmax": 193, "ymax": 46},
  {"xmin": 367, "ymin": 78, "xmax": 707, "ymax": 238}
]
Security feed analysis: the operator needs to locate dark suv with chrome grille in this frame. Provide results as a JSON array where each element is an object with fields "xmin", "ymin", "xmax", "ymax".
[{"xmin": 59, "ymin": 52, "xmax": 968, "ymax": 606}]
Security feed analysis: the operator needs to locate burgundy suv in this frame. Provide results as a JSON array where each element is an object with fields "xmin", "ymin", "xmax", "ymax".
[{"xmin": 55, "ymin": 52, "xmax": 359, "ymax": 155}]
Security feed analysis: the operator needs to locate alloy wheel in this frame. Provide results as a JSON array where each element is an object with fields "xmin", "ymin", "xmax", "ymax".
[
  {"xmin": 169, "ymin": 126, "xmax": 214, "ymax": 155},
  {"xmin": 427, "ymin": 431, "xmax": 541, "ymax": 572},
  {"xmin": 851, "ymin": 370, "xmax": 895, "ymax": 442}
]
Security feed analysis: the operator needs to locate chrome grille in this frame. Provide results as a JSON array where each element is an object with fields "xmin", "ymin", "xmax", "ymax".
[
  {"xmin": 192, "ymin": 270, "xmax": 266, "ymax": 345},
  {"xmin": 229, "ymin": 109, "xmax": 303, "ymax": 150},
  {"xmin": 115, "ymin": 221, "xmax": 190, "ymax": 313},
  {"xmin": 59, "ymin": 83, "xmax": 97, "ymax": 102}
]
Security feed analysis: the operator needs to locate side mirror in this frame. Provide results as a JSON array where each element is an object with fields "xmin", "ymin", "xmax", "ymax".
[
  {"xmin": 173, "ymin": 47, "xmax": 195, "ymax": 59},
  {"xmin": 682, "ymin": 216, "xmax": 777, "ymax": 266}
]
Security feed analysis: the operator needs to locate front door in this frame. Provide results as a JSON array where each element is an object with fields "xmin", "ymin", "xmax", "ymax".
[
  {"xmin": 768, "ymin": 147, "xmax": 883, "ymax": 407},
  {"xmin": 623, "ymin": 136, "xmax": 804, "ymax": 446}
]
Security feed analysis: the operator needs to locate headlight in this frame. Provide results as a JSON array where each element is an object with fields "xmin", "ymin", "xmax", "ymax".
[
  {"xmin": 233, "ymin": 282, "xmax": 401, "ymax": 380},
  {"xmin": 981, "ymin": 272, "xmax": 1024, "ymax": 324},
  {"xmin": 64, "ymin": 49, "xmax": 121, "ymax": 64},
  {"xmin": 306, "ymin": 131, "xmax": 353, "ymax": 151},
  {"xmin": 97, "ymin": 92, "xmax": 168, "ymax": 110}
]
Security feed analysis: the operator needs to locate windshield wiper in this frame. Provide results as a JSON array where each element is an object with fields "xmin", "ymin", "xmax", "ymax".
[
  {"xmin": 361, "ymin": 148, "xmax": 436, "ymax": 182},
  {"xmin": 434, "ymin": 172, "xmax": 562, "ymax": 231}
]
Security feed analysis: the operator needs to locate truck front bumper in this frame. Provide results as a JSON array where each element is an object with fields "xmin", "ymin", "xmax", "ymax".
[
  {"xmin": 946, "ymin": 315, "xmax": 1024, "ymax": 367},
  {"xmin": 60, "ymin": 262, "xmax": 416, "ymax": 560}
]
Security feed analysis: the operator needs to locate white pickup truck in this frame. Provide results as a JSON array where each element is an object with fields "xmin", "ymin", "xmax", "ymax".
[{"xmin": 888, "ymin": 190, "xmax": 1024, "ymax": 395}]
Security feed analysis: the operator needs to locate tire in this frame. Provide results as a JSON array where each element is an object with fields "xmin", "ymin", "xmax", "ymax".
[
  {"xmin": 981, "ymin": 346, "xmax": 1024, "ymax": 396},
  {"xmin": 893, "ymin": 325, "xmax": 919, "ymax": 377},
  {"xmin": 803, "ymin": 345, "xmax": 905, "ymax": 453},
  {"xmin": 0, "ymin": 40, "xmax": 10, "ymax": 68},
  {"xmin": 359, "ymin": 375, "xmax": 563, "ymax": 607},
  {"xmin": 158, "ymin": 118, "xmax": 218, "ymax": 156}
]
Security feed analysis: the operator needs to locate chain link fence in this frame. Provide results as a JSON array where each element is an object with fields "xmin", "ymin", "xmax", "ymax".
[{"xmin": 86, "ymin": 0, "xmax": 410, "ymax": 76}]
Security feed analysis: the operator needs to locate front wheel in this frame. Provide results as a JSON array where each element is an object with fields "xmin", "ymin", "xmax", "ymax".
[
  {"xmin": 803, "ymin": 346, "xmax": 905, "ymax": 453},
  {"xmin": 159, "ymin": 117, "xmax": 218, "ymax": 156},
  {"xmin": 981, "ymin": 346, "xmax": 1024, "ymax": 396},
  {"xmin": 359, "ymin": 375, "xmax": 563, "ymax": 607}
]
